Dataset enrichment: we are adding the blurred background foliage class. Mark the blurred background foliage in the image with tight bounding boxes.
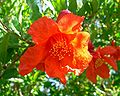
[0,0,120,96]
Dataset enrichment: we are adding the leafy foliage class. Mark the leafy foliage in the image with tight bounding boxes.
[0,0,120,95]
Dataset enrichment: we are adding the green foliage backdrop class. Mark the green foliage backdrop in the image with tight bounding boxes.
[0,0,120,96]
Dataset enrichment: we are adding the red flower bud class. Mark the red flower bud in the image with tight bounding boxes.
[56,9,71,22]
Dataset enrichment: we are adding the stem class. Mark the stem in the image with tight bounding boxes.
[93,84,106,94]
[0,20,34,45]
[0,44,31,79]
[0,20,35,78]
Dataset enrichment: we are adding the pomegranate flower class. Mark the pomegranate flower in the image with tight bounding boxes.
[19,10,92,84]
[86,43,118,83]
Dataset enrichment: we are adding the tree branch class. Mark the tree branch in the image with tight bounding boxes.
[0,20,34,45]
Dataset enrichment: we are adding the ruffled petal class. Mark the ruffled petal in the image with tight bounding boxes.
[118,49,120,60]
[18,63,33,76]
[72,32,90,48]
[58,13,84,34]
[46,33,76,48]
[45,56,68,84]
[28,17,60,44]
[56,10,71,22]
[116,47,120,60]
[73,48,92,73]
[96,64,110,79]
[72,32,92,71]
[86,60,97,83]
[19,44,47,76]
[100,46,117,55]
[103,56,118,71]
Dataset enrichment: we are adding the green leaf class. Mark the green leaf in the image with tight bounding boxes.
[12,16,21,33]
[0,32,19,64]
[0,33,10,64]
[33,71,40,81]
[8,33,19,48]
[60,0,67,10]
[77,6,85,15]
[44,81,51,88]
[50,0,67,13]
[2,68,18,79]
[91,0,99,13]
[68,0,77,13]
[90,29,97,41]
[26,0,42,21]
[0,79,7,85]
[84,1,92,14]
[115,32,120,38]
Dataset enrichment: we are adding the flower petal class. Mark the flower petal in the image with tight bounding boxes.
[74,48,92,73]
[58,13,84,34]
[19,44,47,76]
[86,60,97,83]
[28,17,60,44]
[18,63,32,76]
[56,10,71,22]
[45,56,68,84]
[88,40,94,53]
[118,50,120,60]
[60,53,73,67]
[36,62,45,72]
[96,64,110,79]
[72,32,92,71]
[72,32,90,48]
[103,56,118,71]
[100,46,117,55]
[116,47,120,60]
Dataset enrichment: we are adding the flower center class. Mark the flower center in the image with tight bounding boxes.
[49,40,72,60]
[48,34,72,60]
[95,58,104,68]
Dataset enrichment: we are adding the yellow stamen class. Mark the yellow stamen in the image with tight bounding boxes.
[49,40,72,60]
[95,58,104,68]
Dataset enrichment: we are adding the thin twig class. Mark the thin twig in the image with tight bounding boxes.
[92,83,106,94]
[0,44,31,79]
[0,20,35,78]
[0,20,34,45]
[12,44,32,64]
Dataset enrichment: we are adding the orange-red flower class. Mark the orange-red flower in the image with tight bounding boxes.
[19,11,92,84]
[86,44,118,83]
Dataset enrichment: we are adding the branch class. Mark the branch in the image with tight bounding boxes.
[91,83,106,94]
[0,20,34,45]
[0,20,35,79]
[0,44,31,79]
